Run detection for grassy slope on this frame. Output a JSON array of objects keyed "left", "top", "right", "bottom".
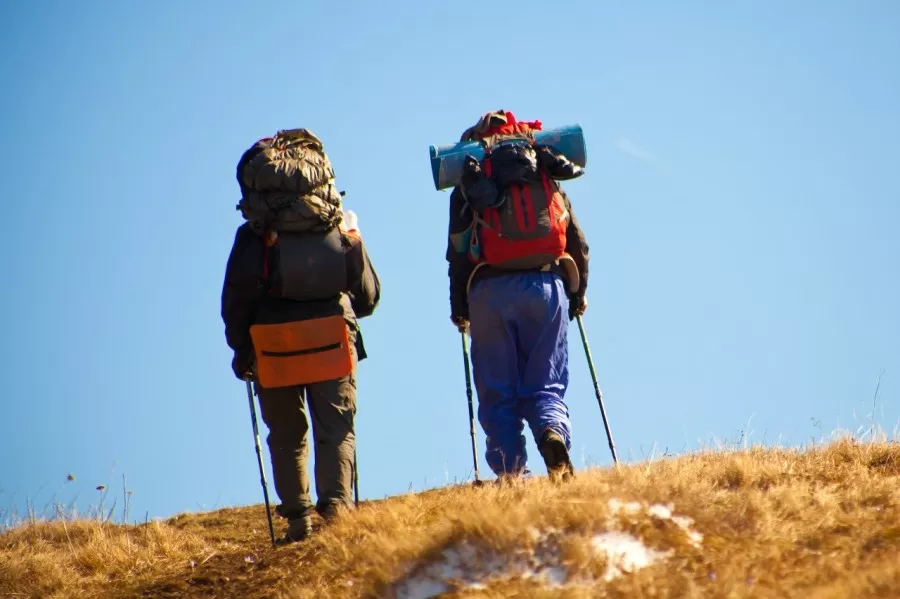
[{"left": 2, "top": 439, "right": 899, "bottom": 598}]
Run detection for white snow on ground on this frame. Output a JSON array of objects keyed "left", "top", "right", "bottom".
[
  {"left": 392, "top": 498, "right": 704, "bottom": 599},
  {"left": 641, "top": 501, "right": 705, "bottom": 547},
  {"left": 592, "top": 531, "right": 670, "bottom": 582},
  {"left": 393, "top": 538, "right": 569, "bottom": 598}
]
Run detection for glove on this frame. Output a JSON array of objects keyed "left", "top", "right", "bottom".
[
  {"left": 536, "top": 144, "right": 585, "bottom": 180},
  {"left": 232, "top": 352, "right": 255, "bottom": 381},
  {"left": 340, "top": 208, "right": 359, "bottom": 235},
  {"left": 460, "top": 156, "right": 501, "bottom": 211},
  {"left": 451, "top": 315, "right": 470, "bottom": 334},
  {"left": 568, "top": 295, "right": 588, "bottom": 321}
]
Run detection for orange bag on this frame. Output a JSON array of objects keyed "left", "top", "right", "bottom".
[{"left": 249, "top": 316, "right": 353, "bottom": 388}]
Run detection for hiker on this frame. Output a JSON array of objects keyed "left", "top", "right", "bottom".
[
  {"left": 445, "top": 110, "right": 590, "bottom": 482},
  {"left": 221, "top": 129, "right": 380, "bottom": 544}
]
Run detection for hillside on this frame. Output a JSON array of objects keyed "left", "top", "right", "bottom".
[{"left": 2, "top": 438, "right": 899, "bottom": 598}]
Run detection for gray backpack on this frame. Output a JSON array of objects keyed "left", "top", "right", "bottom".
[{"left": 236, "top": 128, "right": 344, "bottom": 235}]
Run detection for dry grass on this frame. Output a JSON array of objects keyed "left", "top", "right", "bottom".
[{"left": 2, "top": 438, "right": 899, "bottom": 598}]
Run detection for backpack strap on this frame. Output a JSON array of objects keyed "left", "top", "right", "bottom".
[{"left": 261, "top": 230, "right": 278, "bottom": 291}]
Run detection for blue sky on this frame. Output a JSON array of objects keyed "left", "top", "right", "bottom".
[{"left": 1, "top": 0, "right": 898, "bottom": 524}]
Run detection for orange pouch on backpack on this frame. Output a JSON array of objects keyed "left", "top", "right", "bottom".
[{"left": 249, "top": 316, "right": 353, "bottom": 388}]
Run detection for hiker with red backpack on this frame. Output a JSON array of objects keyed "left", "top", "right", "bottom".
[
  {"left": 222, "top": 129, "right": 380, "bottom": 544},
  {"left": 446, "top": 110, "right": 590, "bottom": 482}
]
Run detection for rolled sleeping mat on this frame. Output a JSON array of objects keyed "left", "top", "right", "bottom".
[{"left": 428, "top": 123, "right": 587, "bottom": 191}]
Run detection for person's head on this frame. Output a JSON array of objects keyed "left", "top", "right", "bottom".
[{"left": 459, "top": 110, "right": 543, "bottom": 142}]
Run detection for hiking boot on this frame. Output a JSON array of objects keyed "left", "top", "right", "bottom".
[
  {"left": 538, "top": 429, "right": 575, "bottom": 482},
  {"left": 276, "top": 516, "right": 312, "bottom": 545},
  {"left": 317, "top": 502, "right": 342, "bottom": 523}
]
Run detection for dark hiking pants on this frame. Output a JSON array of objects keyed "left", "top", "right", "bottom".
[{"left": 254, "top": 328, "right": 358, "bottom": 521}]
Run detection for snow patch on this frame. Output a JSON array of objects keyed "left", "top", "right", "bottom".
[
  {"left": 611, "top": 499, "right": 704, "bottom": 548},
  {"left": 592, "top": 531, "right": 670, "bottom": 581},
  {"left": 393, "top": 540, "right": 565, "bottom": 599},
  {"left": 607, "top": 498, "right": 643, "bottom": 516},
  {"left": 393, "top": 498, "right": 704, "bottom": 598}
]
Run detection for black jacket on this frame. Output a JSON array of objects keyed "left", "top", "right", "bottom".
[{"left": 221, "top": 223, "right": 380, "bottom": 373}]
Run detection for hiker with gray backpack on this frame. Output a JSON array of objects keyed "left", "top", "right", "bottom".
[{"left": 221, "top": 129, "right": 380, "bottom": 544}]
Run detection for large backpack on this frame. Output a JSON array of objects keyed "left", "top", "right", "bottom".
[
  {"left": 461, "top": 138, "right": 576, "bottom": 270},
  {"left": 234, "top": 129, "right": 351, "bottom": 303},
  {"left": 236, "top": 128, "right": 344, "bottom": 235}
]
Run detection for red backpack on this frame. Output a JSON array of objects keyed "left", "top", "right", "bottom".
[{"left": 469, "top": 147, "right": 570, "bottom": 270}]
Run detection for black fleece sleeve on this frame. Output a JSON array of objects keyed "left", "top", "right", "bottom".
[
  {"left": 446, "top": 187, "right": 476, "bottom": 320},
  {"left": 221, "top": 224, "right": 266, "bottom": 365},
  {"left": 345, "top": 234, "right": 381, "bottom": 319}
]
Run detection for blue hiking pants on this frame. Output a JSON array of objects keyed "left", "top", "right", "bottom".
[{"left": 468, "top": 271, "right": 571, "bottom": 476}]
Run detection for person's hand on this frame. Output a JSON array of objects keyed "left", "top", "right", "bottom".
[
  {"left": 569, "top": 295, "right": 588, "bottom": 321},
  {"left": 341, "top": 208, "right": 359, "bottom": 235},
  {"left": 232, "top": 353, "right": 254, "bottom": 381},
  {"left": 451, "top": 315, "right": 470, "bottom": 334}
]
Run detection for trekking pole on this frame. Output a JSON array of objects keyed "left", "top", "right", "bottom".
[
  {"left": 575, "top": 315, "right": 619, "bottom": 465},
  {"left": 459, "top": 330, "right": 483, "bottom": 485},
  {"left": 353, "top": 445, "right": 360, "bottom": 508},
  {"left": 244, "top": 378, "right": 277, "bottom": 547}
]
